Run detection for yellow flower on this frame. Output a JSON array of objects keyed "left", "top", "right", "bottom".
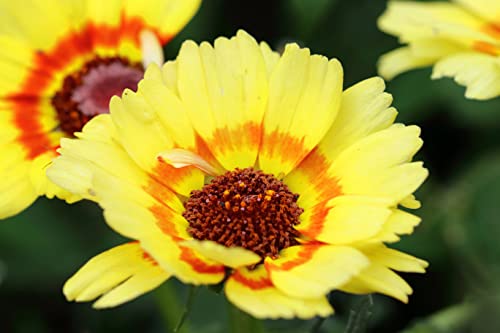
[
  {"left": 378, "top": 0, "right": 500, "bottom": 100},
  {"left": 0, "top": 0, "right": 201, "bottom": 219},
  {"left": 48, "top": 31, "right": 429, "bottom": 319}
]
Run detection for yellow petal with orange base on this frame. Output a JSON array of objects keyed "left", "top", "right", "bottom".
[
  {"left": 112, "top": 85, "right": 205, "bottom": 197},
  {"left": 259, "top": 44, "right": 343, "bottom": 176},
  {"left": 288, "top": 125, "right": 425, "bottom": 243},
  {"left": 48, "top": 116, "right": 190, "bottom": 239},
  {"left": 265, "top": 245, "right": 369, "bottom": 299},
  {"left": 432, "top": 53, "right": 500, "bottom": 100},
  {"left": 141, "top": 233, "right": 225, "bottom": 285},
  {"left": 285, "top": 77, "right": 397, "bottom": 213},
  {"left": 298, "top": 196, "right": 393, "bottom": 244},
  {"left": 64, "top": 242, "right": 170, "bottom": 308},
  {"left": 176, "top": 30, "right": 269, "bottom": 170},
  {"left": 225, "top": 265, "right": 333, "bottom": 319},
  {"left": 180, "top": 240, "right": 261, "bottom": 268}
]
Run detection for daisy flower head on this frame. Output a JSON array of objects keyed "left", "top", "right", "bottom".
[
  {"left": 48, "top": 30, "right": 429, "bottom": 319},
  {"left": 0, "top": 0, "right": 201, "bottom": 219},
  {"left": 378, "top": 0, "right": 500, "bottom": 100}
]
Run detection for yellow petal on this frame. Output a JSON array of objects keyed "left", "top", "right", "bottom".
[
  {"left": 318, "top": 77, "right": 398, "bottom": 161},
  {"left": 330, "top": 124, "right": 427, "bottom": 205},
  {"left": 30, "top": 151, "right": 80, "bottom": 202},
  {"left": 0, "top": 154, "right": 37, "bottom": 219},
  {"left": 0, "top": 36, "right": 38, "bottom": 98},
  {"left": 378, "top": 47, "right": 443, "bottom": 80},
  {"left": 432, "top": 53, "right": 500, "bottom": 100},
  {"left": 454, "top": 0, "right": 500, "bottom": 22},
  {"left": 339, "top": 262, "right": 413, "bottom": 303},
  {"left": 400, "top": 194, "right": 421, "bottom": 209},
  {"left": 378, "top": 1, "right": 489, "bottom": 46},
  {"left": 123, "top": 0, "right": 201, "bottom": 43},
  {"left": 0, "top": 0, "right": 82, "bottom": 49},
  {"left": 265, "top": 245, "right": 369, "bottom": 299},
  {"left": 64, "top": 242, "right": 170, "bottom": 308},
  {"left": 110, "top": 93, "right": 175, "bottom": 171},
  {"left": 139, "top": 64, "right": 197, "bottom": 149},
  {"left": 358, "top": 244, "right": 429, "bottom": 273},
  {"left": 180, "top": 240, "right": 261, "bottom": 268},
  {"left": 225, "top": 265, "right": 333, "bottom": 319},
  {"left": 368, "top": 209, "right": 422, "bottom": 243}
]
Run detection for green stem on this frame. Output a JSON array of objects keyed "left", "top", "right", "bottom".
[
  {"left": 174, "top": 286, "right": 198, "bottom": 333},
  {"left": 310, "top": 316, "right": 327, "bottom": 333},
  {"left": 344, "top": 295, "right": 374, "bottom": 333}
]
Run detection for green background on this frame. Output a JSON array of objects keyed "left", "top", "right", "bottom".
[{"left": 2, "top": 0, "right": 500, "bottom": 332}]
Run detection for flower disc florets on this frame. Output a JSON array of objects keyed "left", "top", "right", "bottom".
[
  {"left": 183, "top": 167, "right": 304, "bottom": 259},
  {"left": 52, "top": 56, "right": 143, "bottom": 135}
]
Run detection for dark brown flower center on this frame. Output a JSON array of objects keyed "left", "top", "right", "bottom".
[
  {"left": 183, "top": 167, "right": 303, "bottom": 259},
  {"left": 51, "top": 56, "right": 143, "bottom": 136}
]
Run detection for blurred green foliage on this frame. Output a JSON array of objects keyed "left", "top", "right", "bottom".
[{"left": 2, "top": 0, "right": 500, "bottom": 332}]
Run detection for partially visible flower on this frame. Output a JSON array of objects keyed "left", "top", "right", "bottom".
[
  {"left": 378, "top": 0, "right": 500, "bottom": 100},
  {"left": 48, "top": 31, "right": 428, "bottom": 319},
  {"left": 0, "top": 0, "right": 201, "bottom": 219}
]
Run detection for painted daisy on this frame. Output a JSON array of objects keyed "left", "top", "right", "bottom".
[
  {"left": 47, "top": 30, "right": 429, "bottom": 319},
  {"left": 378, "top": 0, "right": 500, "bottom": 100},
  {"left": 0, "top": 0, "right": 201, "bottom": 218}
]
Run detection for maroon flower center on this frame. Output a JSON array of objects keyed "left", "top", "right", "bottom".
[
  {"left": 183, "top": 167, "right": 304, "bottom": 259},
  {"left": 52, "top": 56, "right": 143, "bottom": 136}
]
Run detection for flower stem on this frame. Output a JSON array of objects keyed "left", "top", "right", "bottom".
[
  {"left": 310, "top": 316, "right": 327, "bottom": 333},
  {"left": 174, "top": 285, "right": 198, "bottom": 333},
  {"left": 344, "top": 295, "right": 374, "bottom": 333}
]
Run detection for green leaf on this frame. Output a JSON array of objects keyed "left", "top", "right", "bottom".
[
  {"left": 285, "top": 0, "right": 339, "bottom": 39},
  {"left": 441, "top": 153, "right": 500, "bottom": 283},
  {"left": 400, "top": 302, "right": 475, "bottom": 333}
]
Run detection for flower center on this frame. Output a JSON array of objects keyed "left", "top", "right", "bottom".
[
  {"left": 51, "top": 56, "right": 144, "bottom": 136},
  {"left": 183, "top": 167, "right": 303, "bottom": 259}
]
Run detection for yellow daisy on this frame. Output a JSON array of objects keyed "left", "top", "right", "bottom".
[
  {"left": 0, "top": 0, "right": 201, "bottom": 219},
  {"left": 47, "top": 30, "right": 429, "bottom": 319},
  {"left": 378, "top": 0, "right": 500, "bottom": 100}
]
